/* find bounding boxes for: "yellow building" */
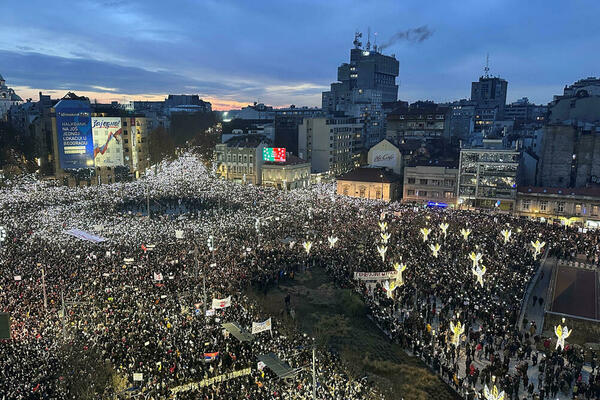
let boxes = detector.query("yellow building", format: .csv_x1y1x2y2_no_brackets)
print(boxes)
337,167,401,201
261,155,311,190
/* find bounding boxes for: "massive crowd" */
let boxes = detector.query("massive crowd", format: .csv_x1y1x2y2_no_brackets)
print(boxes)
0,153,599,399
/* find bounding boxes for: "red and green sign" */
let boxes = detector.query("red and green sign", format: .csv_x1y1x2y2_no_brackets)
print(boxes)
262,147,286,162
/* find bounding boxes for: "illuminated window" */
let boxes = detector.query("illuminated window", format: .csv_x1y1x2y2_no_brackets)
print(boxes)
575,204,582,214
557,202,565,213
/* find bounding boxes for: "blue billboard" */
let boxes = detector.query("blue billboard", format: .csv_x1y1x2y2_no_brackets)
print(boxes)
55,100,94,169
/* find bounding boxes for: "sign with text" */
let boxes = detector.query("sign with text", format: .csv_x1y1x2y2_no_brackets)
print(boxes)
353,271,397,281
56,100,93,169
92,117,124,167
370,150,397,169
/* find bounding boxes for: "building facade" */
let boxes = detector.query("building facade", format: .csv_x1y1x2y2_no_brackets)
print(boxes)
214,135,267,185
298,116,362,175
273,106,323,156
516,186,600,228
471,75,508,117
0,74,23,119
322,33,399,149
336,167,401,202
457,139,520,211
386,101,449,142
261,155,311,190
403,163,459,206
537,77,600,188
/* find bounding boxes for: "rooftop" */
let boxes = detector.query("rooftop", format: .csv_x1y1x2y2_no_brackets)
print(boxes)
337,167,401,183
518,186,600,198
224,134,268,148
263,154,308,167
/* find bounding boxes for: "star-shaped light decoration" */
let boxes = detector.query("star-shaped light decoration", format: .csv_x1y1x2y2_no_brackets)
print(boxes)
420,227,431,242
531,240,546,260
302,241,313,255
472,264,486,287
483,384,505,400
377,245,388,262
439,222,449,238
460,228,471,241
500,229,512,244
554,318,572,351
327,236,338,249
380,232,391,244
429,243,441,258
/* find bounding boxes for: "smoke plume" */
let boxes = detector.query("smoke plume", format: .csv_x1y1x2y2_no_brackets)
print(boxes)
379,25,433,50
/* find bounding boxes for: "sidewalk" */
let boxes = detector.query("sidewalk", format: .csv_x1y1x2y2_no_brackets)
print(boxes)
523,257,555,335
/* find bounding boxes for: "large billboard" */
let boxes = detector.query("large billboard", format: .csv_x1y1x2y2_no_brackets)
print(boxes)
130,118,138,170
56,100,94,169
92,117,124,167
262,147,286,162
370,150,398,169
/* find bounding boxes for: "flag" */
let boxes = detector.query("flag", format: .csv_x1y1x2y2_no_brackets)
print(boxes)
141,244,147,252
251,318,272,334
204,352,219,362
153,272,163,281
211,296,231,309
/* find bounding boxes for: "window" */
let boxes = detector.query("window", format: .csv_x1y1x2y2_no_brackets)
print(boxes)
407,178,415,184
539,201,548,212
407,190,415,196
376,190,382,199
431,191,440,198
419,179,427,185
417,190,427,197
575,204,582,214
444,191,454,199
557,202,565,213
522,199,530,211
593,205,599,216
359,187,366,198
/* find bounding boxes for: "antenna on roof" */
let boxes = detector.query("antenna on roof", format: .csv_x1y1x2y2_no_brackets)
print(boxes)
353,30,363,49
366,27,371,51
373,31,378,52
484,53,490,78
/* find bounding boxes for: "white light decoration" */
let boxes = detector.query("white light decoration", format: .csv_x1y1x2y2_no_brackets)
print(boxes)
500,229,512,244
327,236,338,249
531,240,546,260
302,241,313,255
380,232,391,244
469,252,483,268
472,264,486,287
0,226,6,242
392,262,407,287
484,384,505,400
378,221,388,232
377,245,388,262
449,321,465,347
420,227,431,242
554,318,572,351
207,235,215,252
429,243,441,258
439,222,449,238
460,228,471,241
382,280,397,298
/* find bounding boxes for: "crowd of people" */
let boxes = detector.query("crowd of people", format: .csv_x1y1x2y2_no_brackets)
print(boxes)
0,152,599,399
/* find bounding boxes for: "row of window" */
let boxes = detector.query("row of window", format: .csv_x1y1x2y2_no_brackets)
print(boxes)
406,190,454,199
521,200,600,215
225,165,253,174
406,177,455,187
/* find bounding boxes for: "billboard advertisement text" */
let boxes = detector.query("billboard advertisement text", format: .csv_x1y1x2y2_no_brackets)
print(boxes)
92,117,124,167
56,101,93,169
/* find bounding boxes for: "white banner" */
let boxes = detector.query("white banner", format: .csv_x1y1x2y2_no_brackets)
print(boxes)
371,150,397,169
353,271,397,281
153,272,163,281
92,117,124,167
212,296,231,309
251,317,272,334
175,230,184,239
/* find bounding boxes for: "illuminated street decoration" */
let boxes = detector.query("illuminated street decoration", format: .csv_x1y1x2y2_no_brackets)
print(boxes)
378,221,388,232
500,229,512,244
392,262,407,287
554,318,572,351
420,227,431,242
439,222,449,238
382,279,397,298
380,232,391,244
327,236,338,249
302,241,313,255
531,240,545,260
429,243,441,258
377,245,388,262
472,264,486,287
449,321,465,347
460,228,471,241
484,384,505,400
469,252,483,268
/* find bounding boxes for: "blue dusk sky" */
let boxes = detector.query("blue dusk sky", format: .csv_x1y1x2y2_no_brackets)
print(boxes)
1,0,598,109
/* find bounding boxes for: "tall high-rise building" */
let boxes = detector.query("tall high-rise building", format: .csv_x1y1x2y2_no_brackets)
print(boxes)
322,32,399,149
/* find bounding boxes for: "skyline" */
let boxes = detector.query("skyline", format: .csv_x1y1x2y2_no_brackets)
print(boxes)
2,0,599,110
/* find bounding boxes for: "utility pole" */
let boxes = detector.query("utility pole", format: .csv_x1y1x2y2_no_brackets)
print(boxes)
312,345,317,400
40,264,47,310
